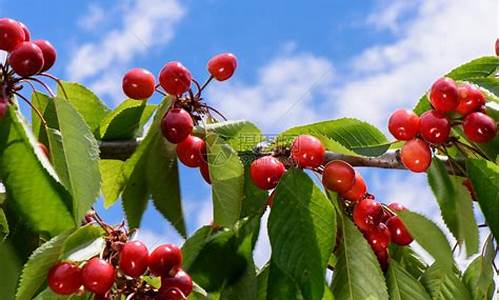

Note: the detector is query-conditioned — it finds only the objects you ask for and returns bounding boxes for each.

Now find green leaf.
[398,211,454,269]
[45,97,101,224]
[0,207,8,241]
[57,81,110,134]
[202,120,263,152]
[99,159,126,208]
[240,163,268,218]
[0,107,74,236]
[465,77,499,97]
[386,259,431,300]
[269,169,336,300]
[33,289,92,300]
[61,224,105,260]
[277,118,390,156]
[462,252,495,300]
[31,91,51,141]
[122,155,149,229]
[420,263,472,300]
[389,245,428,280]
[466,159,498,241]
[207,134,244,227]
[332,215,388,300]
[99,99,156,140]
[0,242,21,300]
[427,157,479,256]
[260,262,303,300]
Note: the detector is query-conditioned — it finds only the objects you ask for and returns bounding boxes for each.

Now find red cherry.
[161,108,194,144]
[353,197,383,232]
[341,172,367,202]
[158,287,184,300]
[365,223,391,253]
[375,248,388,272]
[291,135,325,168]
[0,100,8,119]
[388,202,406,213]
[419,110,450,144]
[159,61,192,96]
[207,53,237,81]
[119,240,149,278]
[400,139,431,173]
[463,112,498,143]
[429,77,459,113]
[18,21,30,41]
[381,209,391,223]
[496,38,499,56]
[81,258,115,295]
[322,160,355,193]
[249,156,286,190]
[462,178,477,201]
[386,216,413,245]
[388,109,420,141]
[176,135,206,168]
[47,262,82,295]
[38,142,49,158]
[455,84,486,116]
[161,269,193,297]
[122,68,155,100]
[148,244,182,277]
[8,41,44,76]
[0,18,25,51]
[199,162,211,184]
[32,40,56,72]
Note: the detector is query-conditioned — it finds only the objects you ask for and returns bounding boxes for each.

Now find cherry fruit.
[81,258,115,295]
[122,68,155,100]
[161,269,193,298]
[388,202,406,213]
[119,240,149,278]
[386,216,413,245]
[291,134,325,168]
[400,139,431,173]
[176,135,206,168]
[161,108,194,144]
[47,262,82,295]
[352,197,383,232]
[159,61,192,96]
[365,223,391,253]
[199,162,211,184]
[429,77,459,113]
[8,41,44,76]
[18,21,30,41]
[249,156,286,190]
[158,288,184,300]
[0,18,25,51]
[32,39,56,72]
[341,172,367,202]
[455,84,486,116]
[463,112,497,143]
[419,110,450,144]
[388,109,420,140]
[322,160,355,193]
[207,53,237,81]
[148,244,183,277]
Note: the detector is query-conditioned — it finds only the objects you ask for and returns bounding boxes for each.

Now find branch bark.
[99,139,465,175]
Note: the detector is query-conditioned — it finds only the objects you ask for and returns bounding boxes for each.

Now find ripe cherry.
[462,178,477,201]
[161,108,194,144]
[250,156,286,190]
[291,135,325,168]
[455,84,486,116]
[463,112,498,143]
[419,110,450,144]
[388,109,420,141]
[375,248,388,272]
[159,61,192,96]
[365,223,391,253]
[81,258,115,295]
[158,288,184,300]
[161,269,193,297]
[207,53,237,81]
[400,139,431,173]
[429,77,459,113]
[176,135,206,168]
[122,68,156,100]
[0,99,8,119]
[47,262,82,295]
[341,172,367,202]
[353,197,384,232]
[119,240,149,278]
[8,41,44,76]
[32,40,56,72]
[38,143,49,158]
[496,38,499,56]
[386,216,413,245]
[18,21,30,41]
[199,162,211,184]
[0,18,25,51]
[388,202,406,213]
[148,244,183,277]
[322,160,355,194]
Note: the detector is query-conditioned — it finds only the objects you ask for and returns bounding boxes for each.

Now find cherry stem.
[18,77,55,98]
[192,78,202,97]
[454,140,489,160]
[198,75,214,95]
[14,92,48,127]
[155,84,167,96]
[38,73,68,99]
[200,104,227,121]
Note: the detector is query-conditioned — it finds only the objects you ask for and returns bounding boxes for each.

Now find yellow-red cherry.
[250,156,286,190]
[386,216,413,245]
[400,139,431,173]
[388,109,420,141]
[322,160,355,194]
[365,222,391,253]
[122,68,155,100]
[341,172,367,202]
[419,110,450,144]
[429,77,459,113]
[353,197,384,232]
[455,84,486,116]
[207,53,237,81]
[463,112,498,143]
[291,134,325,168]
[176,135,206,168]
[159,61,192,96]
[161,108,194,144]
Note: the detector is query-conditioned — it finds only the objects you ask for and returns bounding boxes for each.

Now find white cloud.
[77,4,105,30]
[67,0,185,104]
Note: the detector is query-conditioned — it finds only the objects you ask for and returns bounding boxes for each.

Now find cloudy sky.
[4,0,497,269]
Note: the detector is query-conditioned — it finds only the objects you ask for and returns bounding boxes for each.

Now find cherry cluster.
[47,213,192,300]
[389,77,497,173]
[121,53,237,183]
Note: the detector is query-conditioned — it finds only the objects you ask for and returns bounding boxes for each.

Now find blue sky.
[2,0,497,268]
